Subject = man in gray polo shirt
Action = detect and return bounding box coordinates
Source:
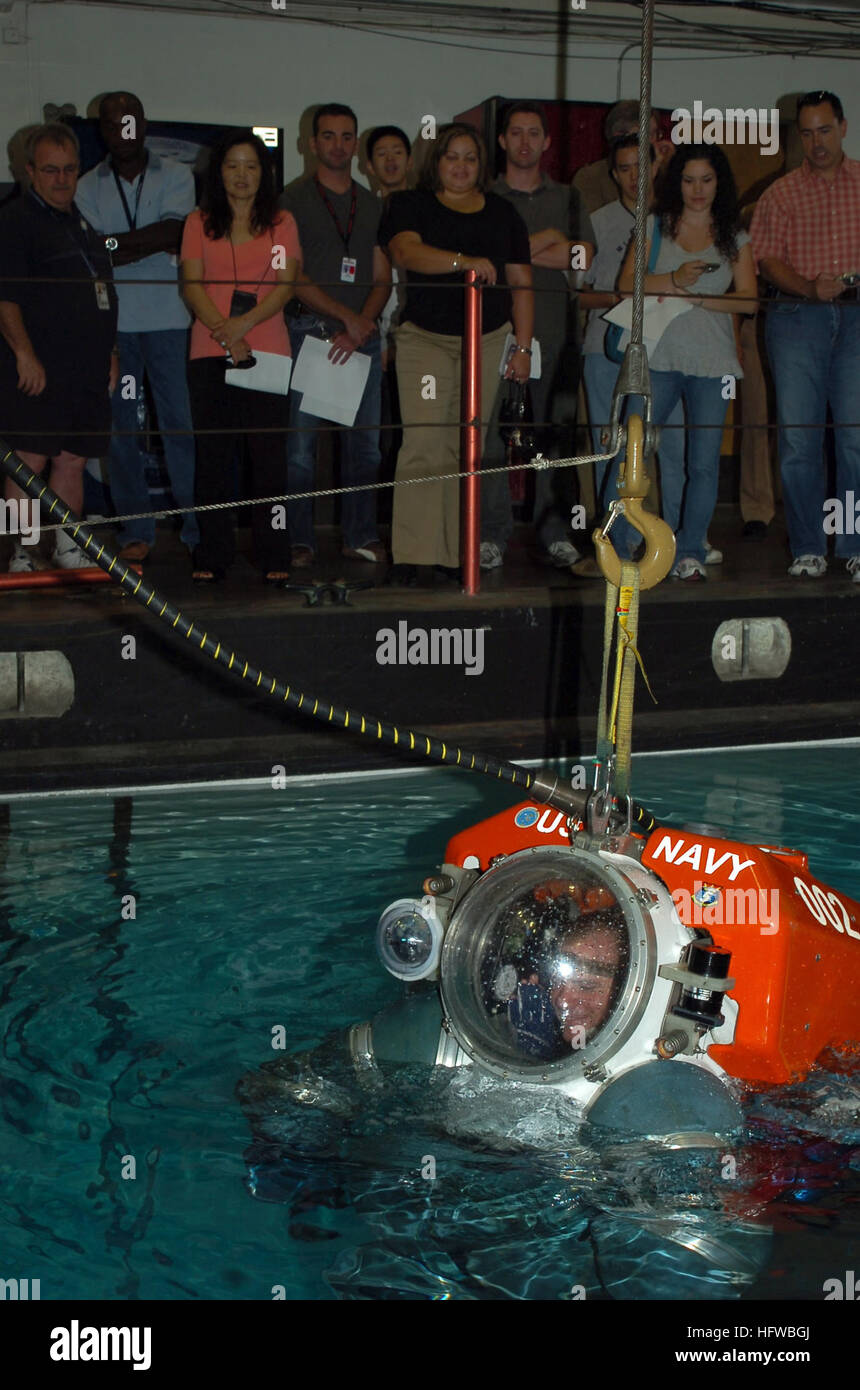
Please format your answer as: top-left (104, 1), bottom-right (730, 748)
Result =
top-left (281, 103), bottom-right (391, 565)
top-left (481, 103), bottom-right (594, 572)
top-left (76, 91), bottom-right (198, 562)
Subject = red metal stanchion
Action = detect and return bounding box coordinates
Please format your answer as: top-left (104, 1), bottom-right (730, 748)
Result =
top-left (461, 268), bottom-right (482, 596)
top-left (0, 564), bottom-right (141, 593)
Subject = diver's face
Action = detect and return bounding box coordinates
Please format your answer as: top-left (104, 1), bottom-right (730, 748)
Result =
top-left (550, 927), bottom-right (621, 1043)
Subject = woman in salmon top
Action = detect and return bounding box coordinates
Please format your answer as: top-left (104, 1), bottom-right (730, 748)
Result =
top-left (181, 129), bottom-right (300, 582)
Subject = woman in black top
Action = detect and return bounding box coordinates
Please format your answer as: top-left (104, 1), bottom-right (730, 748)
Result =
top-left (379, 123), bottom-right (533, 581)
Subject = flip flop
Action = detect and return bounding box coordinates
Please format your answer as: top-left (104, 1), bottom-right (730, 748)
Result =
top-left (118, 541), bottom-right (152, 563)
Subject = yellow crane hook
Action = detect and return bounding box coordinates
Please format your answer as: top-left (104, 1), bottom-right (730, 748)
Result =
top-left (592, 414), bottom-right (675, 590)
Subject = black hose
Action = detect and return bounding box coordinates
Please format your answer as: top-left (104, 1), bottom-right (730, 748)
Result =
top-left (1, 441), bottom-right (658, 833)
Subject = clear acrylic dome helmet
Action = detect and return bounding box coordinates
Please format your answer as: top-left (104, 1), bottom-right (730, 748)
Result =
top-left (438, 845), bottom-right (722, 1098)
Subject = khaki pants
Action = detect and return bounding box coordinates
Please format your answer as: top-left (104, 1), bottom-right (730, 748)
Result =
top-left (392, 319), bottom-right (511, 567)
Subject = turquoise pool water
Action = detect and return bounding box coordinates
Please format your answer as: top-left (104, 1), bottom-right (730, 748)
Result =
top-left (0, 744), bottom-right (858, 1301)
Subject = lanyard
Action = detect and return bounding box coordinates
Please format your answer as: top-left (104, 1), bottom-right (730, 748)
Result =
top-left (228, 227), bottom-right (274, 294)
top-left (112, 159), bottom-right (148, 230)
top-left (314, 178), bottom-right (357, 252)
top-left (29, 190), bottom-right (100, 278)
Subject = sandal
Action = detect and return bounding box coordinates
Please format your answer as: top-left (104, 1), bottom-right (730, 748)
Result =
top-left (264, 571), bottom-right (290, 585)
top-left (118, 540), bottom-right (151, 563)
top-left (192, 568), bottom-right (225, 583)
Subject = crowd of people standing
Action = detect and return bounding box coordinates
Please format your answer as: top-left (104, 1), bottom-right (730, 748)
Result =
top-left (0, 87), bottom-right (858, 586)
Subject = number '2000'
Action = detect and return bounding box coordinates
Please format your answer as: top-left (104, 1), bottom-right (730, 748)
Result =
top-left (794, 876), bottom-right (860, 939)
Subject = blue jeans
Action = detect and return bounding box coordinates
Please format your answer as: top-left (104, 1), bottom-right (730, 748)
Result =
top-left (649, 371), bottom-right (729, 566)
top-left (583, 352), bottom-right (685, 559)
top-left (765, 299), bottom-right (860, 559)
top-left (110, 329), bottom-right (198, 551)
top-left (287, 315), bottom-right (381, 552)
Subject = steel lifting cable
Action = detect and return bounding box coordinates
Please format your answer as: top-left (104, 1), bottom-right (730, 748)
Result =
top-left (632, 0), bottom-right (654, 352)
top-left (611, 0), bottom-right (655, 802)
top-left (591, 0), bottom-right (659, 808)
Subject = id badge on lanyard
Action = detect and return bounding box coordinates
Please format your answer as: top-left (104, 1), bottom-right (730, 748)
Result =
top-left (94, 281), bottom-right (111, 310)
top-left (315, 180), bottom-right (358, 286)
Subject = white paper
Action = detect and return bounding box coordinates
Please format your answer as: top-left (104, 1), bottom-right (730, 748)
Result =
top-left (499, 333), bottom-right (542, 379)
top-left (225, 350), bottom-right (292, 395)
top-left (602, 295), bottom-right (692, 356)
top-left (290, 335), bottom-right (371, 426)
top-left (298, 392), bottom-right (360, 426)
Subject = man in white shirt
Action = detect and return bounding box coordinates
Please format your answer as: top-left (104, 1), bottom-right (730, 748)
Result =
top-left (366, 125), bottom-right (412, 365)
top-left (76, 92), bottom-right (198, 562)
top-left (366, 125), bottom-right (413, 500)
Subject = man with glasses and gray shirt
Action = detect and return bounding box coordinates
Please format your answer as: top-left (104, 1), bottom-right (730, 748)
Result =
top-left (0, 123), bottom-right (117, 572)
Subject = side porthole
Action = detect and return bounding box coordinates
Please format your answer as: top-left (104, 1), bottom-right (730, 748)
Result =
top-left (711, 619), bottom-right (791, 682)
top-left (0, 652), bottom-right (74, 718)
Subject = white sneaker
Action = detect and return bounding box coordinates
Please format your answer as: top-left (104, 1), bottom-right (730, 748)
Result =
top-left (847, 556), bottom-right (860, 584)
top-left (480, 541), bottom-right (504, 571)
top-left (788, 554), bottom-right (826, 578)
top-left (52, 538), bottom-right (97, 571)
top-left (704, 537), bottom-right (723, 565)
top-left (8, 546), bottom-right (37, 574)
top-left (671, 557), bottom-right (707, 581)
top-left (547, 540), bottom-right (582, 568)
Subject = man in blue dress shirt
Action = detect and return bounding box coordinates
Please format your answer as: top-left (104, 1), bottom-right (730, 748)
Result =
top-left (77, 92), bottom-right (198, 561)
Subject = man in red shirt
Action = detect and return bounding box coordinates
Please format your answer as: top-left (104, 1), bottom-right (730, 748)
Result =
top-left (752, 91), bottom-right (860, 582)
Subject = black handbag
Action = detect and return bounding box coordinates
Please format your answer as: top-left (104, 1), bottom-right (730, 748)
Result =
top-left (498, 380), bottom-right (539, 455)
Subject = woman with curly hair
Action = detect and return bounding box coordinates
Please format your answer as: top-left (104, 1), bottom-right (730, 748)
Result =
top-left (181, 129), bottom-right (299, 582)
top-left (619, 143), bottom-right (757, 580)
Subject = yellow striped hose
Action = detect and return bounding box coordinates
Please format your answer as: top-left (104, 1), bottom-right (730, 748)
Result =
top-left (1, 444), bottom-right (657, 831)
